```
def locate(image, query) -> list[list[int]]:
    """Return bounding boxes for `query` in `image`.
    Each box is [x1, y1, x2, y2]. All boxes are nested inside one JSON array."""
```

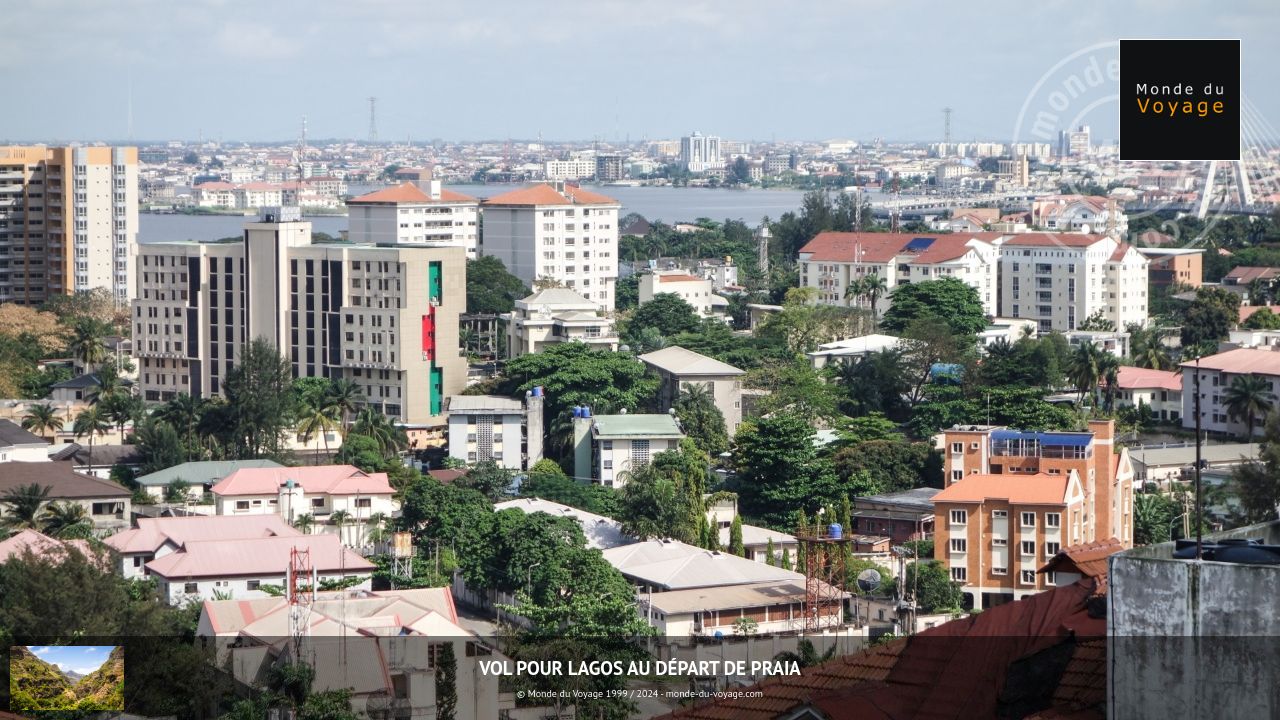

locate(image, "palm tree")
[[155, 393, 203, 460], [98, 391, 141, 441], [365, 512, 389, 547], [68, 319, 109, 373], [329, 510, 351, 545], [1, 483, 51, 534], [296, 401, 340, 461], [861, 273, 888, 323], [1223, 375, 1275, 438], [293, 513, 315, 535], [352, 407, 407, 455], [21, 404, 63, 441], [86, 362, 122, 405], [843, 276, 866, 309], [324, 379, 364, 436], [1101, 358, 1121, 412], [39, 501, 92, 539], [1068, 342, 1107, 406], [72, 405, 110, 471], [773, 639, 837, 668], [1128, 323, 1174, 371]]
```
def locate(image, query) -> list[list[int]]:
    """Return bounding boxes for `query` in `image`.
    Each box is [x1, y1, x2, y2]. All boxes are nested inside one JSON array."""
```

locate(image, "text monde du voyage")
[[1134, 82, 1228, 118]]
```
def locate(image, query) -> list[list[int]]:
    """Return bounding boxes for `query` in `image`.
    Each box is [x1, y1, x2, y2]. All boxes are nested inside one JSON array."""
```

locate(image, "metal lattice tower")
[[794, 524, 850, 633], [368, 96, 378, 143], [287, 546, 317, 663], [943, 107, 952, 145]]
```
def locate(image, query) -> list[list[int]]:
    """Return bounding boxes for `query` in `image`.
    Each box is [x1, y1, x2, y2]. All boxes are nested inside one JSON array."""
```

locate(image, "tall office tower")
[[679, 132, 724, 172], [480, 182, 621, 311], [133, 207, 465, 431], [0, 146, 137, 305]]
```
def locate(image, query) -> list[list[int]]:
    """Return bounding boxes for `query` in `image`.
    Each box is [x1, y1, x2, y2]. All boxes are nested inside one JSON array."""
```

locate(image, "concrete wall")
[[1109, 522, 1280, 719]]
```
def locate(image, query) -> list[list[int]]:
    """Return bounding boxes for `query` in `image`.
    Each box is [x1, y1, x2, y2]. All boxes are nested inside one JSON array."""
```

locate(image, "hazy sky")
[[3, 0, 1277, 143]]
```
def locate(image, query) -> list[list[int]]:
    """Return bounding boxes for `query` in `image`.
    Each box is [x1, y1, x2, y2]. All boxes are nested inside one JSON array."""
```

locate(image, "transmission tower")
[[793, 523, 850, 633], [368, 96, 378, 143], [942, 107, 953, 145]]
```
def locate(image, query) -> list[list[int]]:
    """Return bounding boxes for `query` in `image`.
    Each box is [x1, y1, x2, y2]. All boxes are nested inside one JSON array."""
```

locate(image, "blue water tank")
[[532, 386, 543, 397], [582, 406, 592, 418], [572, 406, 582, 418], [828, 523, 844, 539]]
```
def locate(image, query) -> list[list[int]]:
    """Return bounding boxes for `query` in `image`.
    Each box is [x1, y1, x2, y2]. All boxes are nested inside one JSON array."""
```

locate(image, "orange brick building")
[[932, 420, 1133, 609]]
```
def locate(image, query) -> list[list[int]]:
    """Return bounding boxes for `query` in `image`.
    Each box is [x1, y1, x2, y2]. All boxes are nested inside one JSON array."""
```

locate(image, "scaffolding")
[[794, 524, 851, 632]]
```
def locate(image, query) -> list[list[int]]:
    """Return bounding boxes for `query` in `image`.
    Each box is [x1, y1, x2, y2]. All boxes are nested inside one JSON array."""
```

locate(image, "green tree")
[[135, 419, 187, 475], [466, 256, 530, 314], [153, 393, 204, 461], [1133, 491, 1181, 545], [615, 274, 640, 311], [21, 403, 63, 441], [898, 316, 974, 406], [292, 513, 315, 534], [299, 689, 358, 720], [434, 642, 457, 720], [39, 501, 92, 538], [833, 440, 943, 493], [625, 292, 701, 341], [68, 317, 110, 371], [1243, 307, 1280, 330], [324, 379, 364, 436], [880, 278, 987, 336], [674, 382, 729, 457], [72, 405, 110, 470], [616, 445, 705, 543], [1077, 310, 1116, 331], [732, 413, 841, 528], [904, 560, 963, 613], [457, 459, 513, 500], [837, 349, 910, 420], [223, 338, 295, 458], [773, 639, 837, 668], [1223, 374, 1275, 438], [749, 358, 843, 421], [163, 479, 192, 503], [1229, 412, 1280, 524], [728, 515, 745, 556], [334, 432, 386, 473], [1127, 323, 1175, 370], [1179, 286, 1241, 355], [519, 459, 619, 516], [350, 407, 408, 456]]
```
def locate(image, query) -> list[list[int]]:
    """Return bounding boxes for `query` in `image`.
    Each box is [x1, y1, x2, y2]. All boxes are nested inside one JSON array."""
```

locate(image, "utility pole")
[[942, 107, 952, 146], [1194, 357, 1203, 560]]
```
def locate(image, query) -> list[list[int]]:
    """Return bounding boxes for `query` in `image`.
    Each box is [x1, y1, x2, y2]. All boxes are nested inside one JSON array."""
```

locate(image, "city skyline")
[[3, 0, 1278, 144]]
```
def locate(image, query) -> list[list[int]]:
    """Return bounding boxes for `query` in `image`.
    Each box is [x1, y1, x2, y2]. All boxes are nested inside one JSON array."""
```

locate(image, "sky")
[[2, 0, 1278, 143], [26, 645, 115, 676]]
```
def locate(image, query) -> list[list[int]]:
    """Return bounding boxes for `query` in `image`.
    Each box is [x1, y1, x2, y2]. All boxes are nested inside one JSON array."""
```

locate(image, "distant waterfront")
[[138, 184, 816, 244]]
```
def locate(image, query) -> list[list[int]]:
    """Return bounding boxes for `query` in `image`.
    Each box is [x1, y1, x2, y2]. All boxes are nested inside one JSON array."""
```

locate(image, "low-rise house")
[[806, 334, 903, 369], [1112, 366, 1182, 421], [571, 411, 685, 487], [0, 420, 51, 463], [48, 373, 133, 403], [445, 392, 544, 470], [145, 532, 373, 604], [638, 270, 728, 320], [716, 523, 798, 564], [47, 443, 142, 479], [105, 514, 302, 580], [494, 497, 632, 550], [1180, 348, 1280, 438], [211, 464, 397, 545], [851, 487, 939, 543], [133, 459, 284, 501], [1128, 442, 1259, 490], [0, 528, 99, 565], [1064, 329, 1130, 358], [197, 588, 512, 720], [504, 288, 619, 359], [0, 462, 131, 534], [639, 346, 745, 434]]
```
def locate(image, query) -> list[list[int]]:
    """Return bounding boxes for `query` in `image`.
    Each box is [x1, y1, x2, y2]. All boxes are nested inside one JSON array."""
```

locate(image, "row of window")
[[950, 567, 1050, 585], [949, 509, 1061, 528], [950, 537, 1061, 557]]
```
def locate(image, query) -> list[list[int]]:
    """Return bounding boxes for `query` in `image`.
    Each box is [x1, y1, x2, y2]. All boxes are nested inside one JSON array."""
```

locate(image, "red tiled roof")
[[481, 183, 618, 206], [1038, 537, 1124, 596], [211, 464, 393, 497], [1109, 243, 1136, 262], [1115, 366, 1181, 392], [658, 273, 704, 283], [932, 472, 1072, 505], [428, 468, 467, 484], [799, 232, 998, 265], [1179, 347, 1280, 376], [1223, 266, 1280, 284], [348, 182, 476, 204]]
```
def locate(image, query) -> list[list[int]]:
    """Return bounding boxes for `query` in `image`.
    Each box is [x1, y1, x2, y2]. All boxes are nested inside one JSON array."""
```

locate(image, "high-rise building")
[[1058, 125, 1091, 157], [595, 154, 624, 182], [132, 207, 465, 431], [0, 146, 137, 305], [346, 181, 479, 258], [480, 183, 620, 310], [679, 132, 724, 172]]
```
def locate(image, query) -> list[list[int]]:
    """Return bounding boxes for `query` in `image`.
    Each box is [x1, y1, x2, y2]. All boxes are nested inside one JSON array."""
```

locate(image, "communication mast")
[[942, 107, 953, 146], [287, 546, 317, 664], [890, 172, 902, 233], [794, 522, 850, 633], [754, 219, 771, 274], [368, 96, 378, 143]]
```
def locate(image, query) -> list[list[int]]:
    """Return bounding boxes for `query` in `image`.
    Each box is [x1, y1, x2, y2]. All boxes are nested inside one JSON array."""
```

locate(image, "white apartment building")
[[1030, 195, 1128, 236], [0, 146, 137, 305], [797, 232, 1000, 317], [638, 270, 727, 319], [132, 207, 466, 430], [996, 233, 1148, 333], [347, 181, 480, 258], [480, 182, 620, 310], [544, 157, 597, 181], [680, 132, 724, 172], [445, 392, 544, 470], [571, 412, 685, 488], [638, 345, 745, 434], [503, 287, 619, 358], [1114, 366, 1182, 422], [1181, 348, 1280, 438]]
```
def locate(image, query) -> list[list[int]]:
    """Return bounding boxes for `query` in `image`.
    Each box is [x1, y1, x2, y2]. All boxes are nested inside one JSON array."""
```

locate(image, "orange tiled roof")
[[658, 273, 704, 283], [481, 183, 618, 206], [1038, 537, 1124, 596], [799, 232, 998, 265], [1179, 347, 1280, 376], [932, 472, 1072, 505], [348, 182, 476, 204]]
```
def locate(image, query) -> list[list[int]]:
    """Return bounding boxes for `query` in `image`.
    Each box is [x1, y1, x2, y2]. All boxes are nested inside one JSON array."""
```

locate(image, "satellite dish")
[[857, 568, 882, 593]]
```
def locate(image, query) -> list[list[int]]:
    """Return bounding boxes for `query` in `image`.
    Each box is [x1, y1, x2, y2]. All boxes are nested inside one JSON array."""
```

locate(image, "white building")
[[1113, 366, 1182, 421], [679, 132, 724, 172], [571, 411, 685, 488], [133, 207, 467, 430], [445, 393, 544, 470], [105, 514, 302, 580], [806, 334, 904, 369], [210, 464, 397, 544], [0, 420, 52, 463], [638, 345, 745, 434], [544, 157, 597, 181], [503, 287, 618, 359], [996, 233, 1148, 333], [480, 182, 621, 310], [494, 497, 632, 550], [638, 270, 728, 320], [798, 232, 1000, 317], [347, 181, 480, 258], [1030, 195, 1127, 236], [1181, 348, 1280, 438]]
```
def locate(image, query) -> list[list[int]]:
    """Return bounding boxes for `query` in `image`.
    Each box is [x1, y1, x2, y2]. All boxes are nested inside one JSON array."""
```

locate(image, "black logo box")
[[1119, 39, 1240, 161]]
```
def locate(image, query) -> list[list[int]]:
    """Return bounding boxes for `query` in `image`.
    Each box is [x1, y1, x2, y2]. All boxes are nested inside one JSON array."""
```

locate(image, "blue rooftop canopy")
[[991, 430, 1092, 447]]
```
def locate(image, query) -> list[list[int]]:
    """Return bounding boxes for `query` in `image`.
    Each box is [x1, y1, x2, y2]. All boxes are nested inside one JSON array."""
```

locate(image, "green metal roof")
[[134, 459, 284, 487], [590, 414, 684, 439]]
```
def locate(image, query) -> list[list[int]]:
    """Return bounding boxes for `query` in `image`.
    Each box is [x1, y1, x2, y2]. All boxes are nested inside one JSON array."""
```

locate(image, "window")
[[1021, 540, 1036, 556], [992, 538, 1007, 546], [1045, 513, 1061, 528], [992, 566, 1007, 575], [235, 500, 250, 511], [950, 442, 963, 453], [1021, 570, 1036, 585], [247, 580, 260, 591], [992, 510, 1008, 519], [356, 498, 372, 508], [1045, 541, 1061, 557], [132, 556, 143, 568], [949, 509, 967, 525], [602, 440, 613, 450], [603, 459, 613, 470], [1021, 512, 1036, 527], [950, 566, 967, 582], [184, 583, 198, 594], [950, 469, 963, 482], [311, 498, 324, 508], [949, 538, 967, 553]]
